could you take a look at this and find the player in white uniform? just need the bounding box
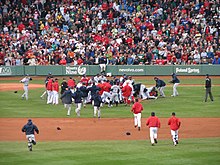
[20,74,32,100]
[110,82,121,106]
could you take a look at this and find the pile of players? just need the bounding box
[41,72,179,118]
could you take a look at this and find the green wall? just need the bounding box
[0,65,219,76]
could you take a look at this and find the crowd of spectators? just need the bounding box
[0,0,220,66]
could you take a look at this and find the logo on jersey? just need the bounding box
[0,67,12,75]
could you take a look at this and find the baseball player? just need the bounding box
[154,77,166,97]
[131,98,143,131]
[46,76,53,104]
[72,87,83,117]
[168,112,181,146]
[122,82,132,106]
[60,78,68,95]
[20,74,32,100]
[93,90,103,118]
[40,72,52,99]
[170,73,180,97]
[101,80,113,107]
[22,119,39,151]
[146,112,161,146]
[60,87,74,116]
[67,76,76,92]
[52,78,59,105]
[79,82,89,108]
[110,82,121,106]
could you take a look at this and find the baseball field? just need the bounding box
[0,76,220,165]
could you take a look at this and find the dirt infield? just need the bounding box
[0,118,219,141]
[0,83,44,91]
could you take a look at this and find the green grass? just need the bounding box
[0,85,219,118]
[0,138,220,165]
[0,77,220,165]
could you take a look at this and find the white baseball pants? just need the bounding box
[173,83,179,96]
[149,127,158,144]
[133,113,141,128]
[47,90,53,104]
[158,86,165,97]
[94,106,101,118]
[171,129,179,145]
[65,104,72,116]
[53,91,59,105]
[75,103,82,117]
[26,134,36,147]
[22,85,29,100]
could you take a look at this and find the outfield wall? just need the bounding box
[0,65,219,76]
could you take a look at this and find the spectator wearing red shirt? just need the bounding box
[168,112,181,146]
[146,112,161,146]
[131,98,143,131]
[52,78,59,105]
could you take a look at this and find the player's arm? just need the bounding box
[22,125,26,132]
[146,119,149,126]
[178,119,181,128]
[168,118,171,125]
[158,118,161,128]
[34,125,39,134]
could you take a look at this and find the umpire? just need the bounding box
[204,74,214,102]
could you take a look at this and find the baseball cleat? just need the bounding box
[138,127,141,131]
[32,140,36,145]
[28,146,32,151]
[154,139,158,144]
[151,143,155,146]
[176,140,178,144]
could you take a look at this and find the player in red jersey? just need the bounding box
[52,78,59,105]
[122,82,132,106]
[131,99,143,131]
[168,112,181,146]
[146,112,161,146]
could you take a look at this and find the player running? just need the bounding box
[168,112,181,146]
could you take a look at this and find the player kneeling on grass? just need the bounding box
[72,87,83,117]
[131,98,143,131]
[22,119,39,151]
[93,90,102,118]
[168,112,181,146]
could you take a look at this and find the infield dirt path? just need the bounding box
[0,118,219,141]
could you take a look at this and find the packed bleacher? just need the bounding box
[0,0,220,66]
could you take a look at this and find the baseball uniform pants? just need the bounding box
[149,127,158,144]
[133,113,141,128]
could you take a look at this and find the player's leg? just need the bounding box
[153,128,158,144]
[149,127,155,145]
[97,107,101,118]
[66,104,71,116]
[160,86,165,97]
[26,135,32,151]
[25,86,28,100]
[171,130,177,145]
[208,88,214,101]
[175,130,179,144]
[137,113,141,131]
[94,106,97,117]
[134,114,138,128]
